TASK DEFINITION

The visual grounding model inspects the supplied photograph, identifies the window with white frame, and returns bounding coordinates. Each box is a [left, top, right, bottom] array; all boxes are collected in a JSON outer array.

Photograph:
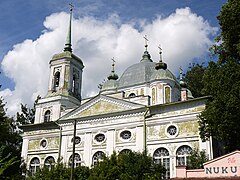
[[120, 130, 132, 140], [119, 149, 132, 155], [44, 156, 55, 170], [69, 153, 81, 168], [40, 139, 47, 148], [29, 157, 40, 175], [153, 148, 170, 179], [53, 71, 60, 91], [164, 86, 171, 103], [176, 145, 192, 166], [44, 110, 51, 122], [92, 151, 105, 166], [94, 133, 106, 143], [165, 124, 179, 138]]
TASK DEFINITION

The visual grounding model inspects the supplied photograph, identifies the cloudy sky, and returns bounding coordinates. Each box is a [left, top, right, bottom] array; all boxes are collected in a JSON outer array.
[[0, 0, 226, 115]]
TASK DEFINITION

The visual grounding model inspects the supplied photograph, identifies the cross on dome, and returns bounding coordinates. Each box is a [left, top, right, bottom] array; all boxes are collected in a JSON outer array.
[[111, 57, 116, 72], [158, 44, 163, 62], [143, 35, 149, 51]]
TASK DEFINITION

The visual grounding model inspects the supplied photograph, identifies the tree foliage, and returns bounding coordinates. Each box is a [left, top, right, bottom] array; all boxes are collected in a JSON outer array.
[[16, 95, 41, 125], [187, 149, 208, 169], [0, 146, 19, 176], [26, 163, 90, 180], [89, 151, 165, 180], [0, 98, 22, 179], [199, 61, 240, 151], [198, 0, 240, 152], [27, 151, 165, 180], [211, 0, 240, 63], [185, 63, 207, 98]]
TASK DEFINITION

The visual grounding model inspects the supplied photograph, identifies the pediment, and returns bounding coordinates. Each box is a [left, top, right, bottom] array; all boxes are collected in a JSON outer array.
[[62, 94, 144, 119]]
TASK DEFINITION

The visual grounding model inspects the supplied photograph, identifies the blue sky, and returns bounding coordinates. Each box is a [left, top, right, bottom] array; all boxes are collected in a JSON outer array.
[[0, 0, 226, 115]]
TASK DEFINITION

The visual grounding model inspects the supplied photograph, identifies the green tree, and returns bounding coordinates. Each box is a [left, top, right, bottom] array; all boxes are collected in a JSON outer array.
[[0, 98, 22, 179], [0, 146, 18, 176], [185, 63, 207, 98], [16, 95, 41, 125], [26, 162, 90, 180], [89, 151, 165, 180], [199, 61, 240, 151], [187, 149, 208, 169], [198, 0, 240, 152], [211, 0, 240, 63]]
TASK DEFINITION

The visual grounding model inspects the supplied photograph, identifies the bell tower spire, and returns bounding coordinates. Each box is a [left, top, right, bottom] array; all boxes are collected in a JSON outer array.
[[34, 2, 84, 124], [64, 3, 73, 52]]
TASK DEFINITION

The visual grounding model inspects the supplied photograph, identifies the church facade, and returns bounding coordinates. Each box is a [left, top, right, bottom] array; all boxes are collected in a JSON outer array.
[[21, 8, 213, 179]]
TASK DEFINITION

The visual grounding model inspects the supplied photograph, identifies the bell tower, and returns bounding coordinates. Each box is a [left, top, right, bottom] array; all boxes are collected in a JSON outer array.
[[34, 4, 84, 124]]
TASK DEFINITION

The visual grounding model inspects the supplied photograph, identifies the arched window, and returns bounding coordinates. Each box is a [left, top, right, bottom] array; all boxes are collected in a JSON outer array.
[[119, 149, 132, 155], [69, 153, 81, 168], [29, 157, 40, 175], [53, 71, 60, 91], [165, 86, 171, 103], [44, 110, 51, 122], [92, 151, 105, 166], [152, 87, 156, 104], [129, 93, 136, 98], [44, 156, 55, 170], [176, 145, 192, 166], [153, 148, 170, 179], [72, 75, 75, 92]]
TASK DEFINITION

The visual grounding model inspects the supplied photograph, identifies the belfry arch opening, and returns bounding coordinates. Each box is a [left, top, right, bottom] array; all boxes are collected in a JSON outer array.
[[53, 71, 60, 91]]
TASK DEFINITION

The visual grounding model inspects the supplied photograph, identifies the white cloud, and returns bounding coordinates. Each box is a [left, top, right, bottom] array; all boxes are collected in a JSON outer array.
[[0, 7, 217, 116]]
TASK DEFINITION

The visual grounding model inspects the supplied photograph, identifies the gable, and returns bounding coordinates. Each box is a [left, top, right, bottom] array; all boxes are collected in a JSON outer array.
[[77, 100, 130, 117], [62, 94, 144, 120]]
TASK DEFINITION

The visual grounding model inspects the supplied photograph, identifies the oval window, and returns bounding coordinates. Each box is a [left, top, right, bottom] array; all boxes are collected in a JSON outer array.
[[40, 139, 47, 148], [94, 133, 105, 143], [120, 130, 132, 140], [71, 136, 81, 145]]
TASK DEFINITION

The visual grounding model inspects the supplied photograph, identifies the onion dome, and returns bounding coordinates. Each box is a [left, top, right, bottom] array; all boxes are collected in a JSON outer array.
[[108, 58, 118, 80], [141, 50, 152, 62], [150, 68, 178, 82], [150, 45, 178, 82], [101, 58, 119, 92], [155, 45, 167, 70], [107, 69, 118, 80]]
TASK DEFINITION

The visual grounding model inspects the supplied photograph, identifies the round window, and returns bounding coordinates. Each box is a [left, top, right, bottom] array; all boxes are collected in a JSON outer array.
[[167, 125, 177, 136], [71, 136, 81, 145], [120, 130, 132, 140], [94, 133, 105, 143], [40, 139, 47, 148]]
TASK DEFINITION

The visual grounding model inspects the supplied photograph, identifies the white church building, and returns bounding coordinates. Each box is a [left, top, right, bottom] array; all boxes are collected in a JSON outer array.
[[21, 7, 213, 179]]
